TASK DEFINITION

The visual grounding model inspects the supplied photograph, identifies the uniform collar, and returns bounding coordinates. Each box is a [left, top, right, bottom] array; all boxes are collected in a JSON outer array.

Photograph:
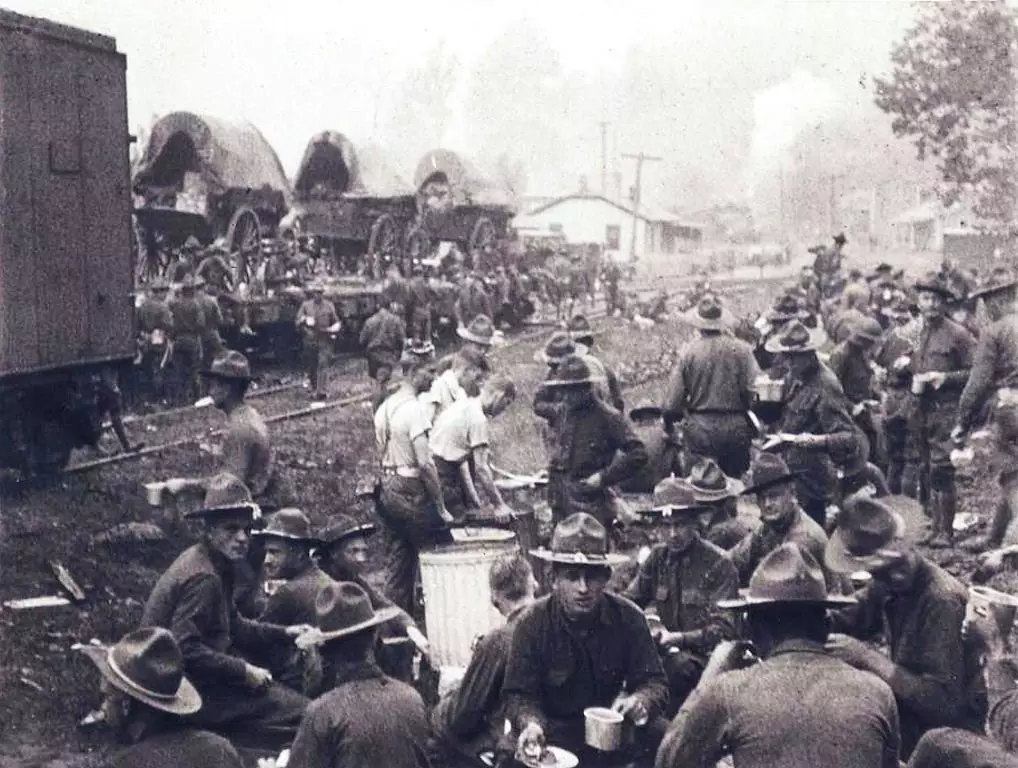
[[767, 638, 828, 659]]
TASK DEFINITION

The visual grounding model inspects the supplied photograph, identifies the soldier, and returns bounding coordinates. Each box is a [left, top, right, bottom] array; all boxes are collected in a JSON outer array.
[[625, 478, 738, 713], [663, 295, 759, 479], [455, 271, 493, 329], [619, 401, 686, 494], [263, 240, 290, 293], [763, 321, 868, 527], [828, 317, 887, 472], [194, 276, 225, 372], [252, 508, 331, 695], [167, 274, 207, 405], [195, 244, 234, 294], [359, 300, 407, 410], [89, 366, 144, 457], [910, 271, 976, 547], [540, 356, 647, 528], [568, 314, 624, 412], [601, 256, 624, 316], [295, 283, 339, 399], [167, 236, 202, 283], [812, 232, 847, 293], [828, 282, 874, 345], [953, 277, 1018, 554], [407, 263, 435, 343], [136, 278, 174, 403]]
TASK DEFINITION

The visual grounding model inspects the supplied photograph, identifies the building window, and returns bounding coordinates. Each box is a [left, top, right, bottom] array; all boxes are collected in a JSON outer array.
[[606, 225, 621, 250], [549, 222, 563, 233]]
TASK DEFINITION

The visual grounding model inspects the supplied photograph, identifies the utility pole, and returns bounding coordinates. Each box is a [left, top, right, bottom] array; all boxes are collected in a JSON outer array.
[[622, 152, 663, 262], [599, 122, 609, 195]]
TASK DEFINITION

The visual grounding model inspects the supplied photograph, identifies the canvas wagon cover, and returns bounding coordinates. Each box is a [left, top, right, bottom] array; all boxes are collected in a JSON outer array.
[[414, 149, 513, 208], [293, 131, 413, 199], [133, 111, 290, 198]]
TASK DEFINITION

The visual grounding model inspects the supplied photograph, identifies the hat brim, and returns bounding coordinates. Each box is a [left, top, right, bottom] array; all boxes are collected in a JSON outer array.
[[763, 330, 826, 354], [568, 329, 598, 341], [639, 503, 711, 518], [629, 405, 663, 421], [824, 511, 907, 575], [740, 473, 798, 496], [199, 369, 254, 381], [457, 327, 495, 345], [534, 348, 574, 365], [542, 375, 606, 388], [682, 307, 733, 330], [321, 523, 379, 547], [529, 549, 629, 566], [312, 605, 403, 643], [252, 530, 323, 546], [184, 503, 261, 520], [717, 592, 857, 610], [78, 645, 202, 715], [691, 478, 744, 501], [970, 281, 1018, 300], [913, 283, 957, 301]]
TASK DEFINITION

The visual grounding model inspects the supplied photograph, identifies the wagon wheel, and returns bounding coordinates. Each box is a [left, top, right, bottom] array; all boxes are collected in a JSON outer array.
[[368, 214, 399, 268], [468, 216, 497, 269], [226, 207, 262, 286]]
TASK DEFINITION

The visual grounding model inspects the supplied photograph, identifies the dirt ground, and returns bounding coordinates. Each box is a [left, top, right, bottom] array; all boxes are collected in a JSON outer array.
[[0, 262, 1005, 767]]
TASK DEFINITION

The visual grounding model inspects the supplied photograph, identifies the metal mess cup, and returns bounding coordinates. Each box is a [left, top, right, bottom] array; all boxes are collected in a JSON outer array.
[[584, 707, 625, 751], [967, 586, 1018, 647], [144, 482, 165, 507]]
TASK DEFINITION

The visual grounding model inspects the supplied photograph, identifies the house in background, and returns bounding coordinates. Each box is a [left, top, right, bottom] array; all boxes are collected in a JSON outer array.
[[516, 193, 702, 262], [890, 199, 979, 251]]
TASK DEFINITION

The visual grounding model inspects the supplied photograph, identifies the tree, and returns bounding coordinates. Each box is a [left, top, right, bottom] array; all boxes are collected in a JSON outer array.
[[377, 43, 460, 176], [874, 0, 1018, 224]]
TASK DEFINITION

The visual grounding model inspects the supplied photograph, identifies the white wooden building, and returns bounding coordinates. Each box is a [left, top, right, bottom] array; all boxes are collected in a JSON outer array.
[[515, 194, 702, 262]]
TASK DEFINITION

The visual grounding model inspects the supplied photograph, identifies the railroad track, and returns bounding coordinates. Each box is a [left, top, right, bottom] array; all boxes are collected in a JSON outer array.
[[71, 309, 610, 474]]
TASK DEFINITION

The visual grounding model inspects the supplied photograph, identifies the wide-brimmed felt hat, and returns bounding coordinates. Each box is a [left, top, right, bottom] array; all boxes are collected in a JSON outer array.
[[567, 315, 597, 341], [688, 458, 744, 501], [763, 320, 825, 354], [639, 477, 710, 519], [913, 271, 958, 301], [867, 263, 894, 281], [971, 278, 1018, 301], [825, 496, 911, 574], [683, 294, 733, 330], [741, 453, 797, 496], [252, 508, 322, 545], [77, 628, 201, 715], [318, 514, 378, 549], [458, 314, 496, 345], [530, 512, 628, 566], [833, 233, 847, 245], [201, 350, 253, 381], [718, 543, 856, 609], [399, 339, 436, 367], [534, 331, 577, 364], [542, 356, 605, 388], [184, 472, 260, 521], [629, 399, 663, 422], [848, 318, 884, 347], [311, 581, 401, 643]]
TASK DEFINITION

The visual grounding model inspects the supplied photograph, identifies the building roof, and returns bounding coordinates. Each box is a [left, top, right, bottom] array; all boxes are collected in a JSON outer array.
[[526, 193, 701, 228]]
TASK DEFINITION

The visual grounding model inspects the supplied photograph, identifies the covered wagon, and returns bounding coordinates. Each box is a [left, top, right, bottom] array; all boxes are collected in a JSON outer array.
[[411, 149, 516, 269], [132, 111, 290, 283], [280, 130, 416, 275]]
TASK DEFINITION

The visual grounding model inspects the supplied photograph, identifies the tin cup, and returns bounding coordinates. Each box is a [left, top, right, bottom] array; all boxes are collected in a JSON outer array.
[[144, 482, 166, 507], [584, 707, 624, 752], [967, 586, 1018, 645]]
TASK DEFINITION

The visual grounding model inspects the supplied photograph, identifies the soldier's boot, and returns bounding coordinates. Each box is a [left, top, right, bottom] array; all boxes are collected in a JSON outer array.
[[918, 491, 941, 546], [929, 490, 957, 549]]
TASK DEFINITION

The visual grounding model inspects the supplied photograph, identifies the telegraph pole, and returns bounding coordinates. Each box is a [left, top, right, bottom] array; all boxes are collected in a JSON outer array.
[[599, 122, 609, 195], [622, 152, 662, 261]]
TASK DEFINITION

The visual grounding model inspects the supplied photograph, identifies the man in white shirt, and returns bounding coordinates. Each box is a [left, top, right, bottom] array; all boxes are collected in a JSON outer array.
[[430, 375, 517, 519]]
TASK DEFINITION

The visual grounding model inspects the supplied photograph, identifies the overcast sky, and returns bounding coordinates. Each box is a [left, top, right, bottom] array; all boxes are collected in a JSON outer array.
[[5, 0, 920, 197]]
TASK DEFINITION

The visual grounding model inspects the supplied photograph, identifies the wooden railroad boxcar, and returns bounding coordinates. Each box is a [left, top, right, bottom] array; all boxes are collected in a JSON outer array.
[[0, 9, 135, 473]]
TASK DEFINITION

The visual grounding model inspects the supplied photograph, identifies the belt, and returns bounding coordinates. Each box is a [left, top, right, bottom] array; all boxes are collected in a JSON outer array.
[[381, 466, 421, 479]]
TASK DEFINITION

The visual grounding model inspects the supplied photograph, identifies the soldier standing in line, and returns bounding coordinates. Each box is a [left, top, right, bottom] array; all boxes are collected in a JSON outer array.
[[568, 314, 624, 413], [196, 243, 234, 293], [407, 263, 434, 343], [194, 276, 225, 373], [167, 274, 207, 405], [359, 299, 407, 410], [295, 283, 340, 400], [136, 278, 174, 404], [601, 257, 624, 316], [909, 271, 976, 548]]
